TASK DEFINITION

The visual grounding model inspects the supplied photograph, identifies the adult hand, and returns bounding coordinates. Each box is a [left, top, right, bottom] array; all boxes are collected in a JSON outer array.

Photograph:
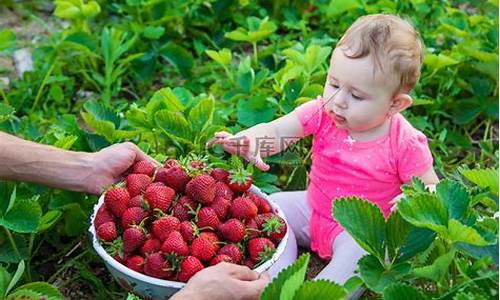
[[172, 262, 270, 300], [85, 142, 159, 194]]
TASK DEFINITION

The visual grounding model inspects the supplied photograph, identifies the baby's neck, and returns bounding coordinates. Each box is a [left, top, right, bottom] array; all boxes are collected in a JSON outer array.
[[348, 118, 391, 142]]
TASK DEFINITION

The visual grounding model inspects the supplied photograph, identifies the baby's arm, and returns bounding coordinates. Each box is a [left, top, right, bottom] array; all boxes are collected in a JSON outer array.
[[390, 167, 439, 210], [207, 112, 305, 171]]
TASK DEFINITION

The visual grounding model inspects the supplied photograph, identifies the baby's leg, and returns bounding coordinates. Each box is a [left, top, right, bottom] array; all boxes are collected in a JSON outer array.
[[315, 231, 367, 285], [266, 191, 311, 278]]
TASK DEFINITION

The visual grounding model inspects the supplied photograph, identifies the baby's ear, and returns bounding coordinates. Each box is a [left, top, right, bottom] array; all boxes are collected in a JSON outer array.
[[389, 93, 413, 115]]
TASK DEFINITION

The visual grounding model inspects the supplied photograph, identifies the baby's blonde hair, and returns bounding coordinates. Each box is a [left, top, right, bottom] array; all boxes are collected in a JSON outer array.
[[337, 14, 424, 93]]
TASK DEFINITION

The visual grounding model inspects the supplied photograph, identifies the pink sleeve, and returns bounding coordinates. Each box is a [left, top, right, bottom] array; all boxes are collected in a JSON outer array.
[[398, 131, 434, 183], [294, 98, 324, 136]]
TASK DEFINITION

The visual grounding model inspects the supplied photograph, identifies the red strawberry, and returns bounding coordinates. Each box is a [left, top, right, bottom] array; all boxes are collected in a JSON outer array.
[[140, 238, 161, 256], [149, 182, 165, 188], [219, 219, 245, 243], [161, 231, 189, 257], [95, 205, 115, 228], [185, 175, 216, 205], [164, 159, 181, 169], [190, 237, 215, 262], [123, 227, 146, 253], [104, 187, 130, 217], [152, 216, 180, 241], [199, 231, 220, 251], [210, 168, 230, 183], [246, 218, 260, 239], [228, 169, 252, 193], [247, 237, 275, 263], [121, 207, 148, 229], [128, 195, 143, 208], [210, 254, 233, 266], [218, 244, 242, 264], [178, 256, 204, 282], [126, 174, 152, 197], [155, 166, 191, 192], [144, 252, 173, 279], [144, 185, 175, 212], [260, 214, 287, 242], [173, 196, 197, 222], [246, 192, 272, 214], [97, 221, 117, 242], [243, 257, 255, 269], [126, 255, 145, 273], [179, 221, 196, 243], [214, 182, 234, 200], [133, 160, 156, 177], [197, 207, 220, 230], [209, 196, 231, 221], [230, 197, 258, 222]]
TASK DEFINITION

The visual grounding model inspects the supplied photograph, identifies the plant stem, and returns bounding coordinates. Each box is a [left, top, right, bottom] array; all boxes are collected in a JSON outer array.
[[47, 249, 89, 283], [31, 61, 56, 111], [0, 87, 9, 105], [4, 227, 21, 260], [252, 42, 258, 65]]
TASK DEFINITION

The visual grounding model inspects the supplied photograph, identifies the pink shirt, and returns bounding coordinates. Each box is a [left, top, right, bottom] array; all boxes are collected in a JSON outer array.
[[294, 97, 433, 259]]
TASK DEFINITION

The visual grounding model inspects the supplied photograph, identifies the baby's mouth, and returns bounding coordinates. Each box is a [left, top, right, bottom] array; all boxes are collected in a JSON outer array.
[[333, 113, 347, 124]]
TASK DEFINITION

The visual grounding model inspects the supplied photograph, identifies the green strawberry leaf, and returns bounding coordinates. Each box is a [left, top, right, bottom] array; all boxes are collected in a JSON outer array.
[[436, 180, 470, 221], [292, 280, 346, 300], [412, 250, 455, 282], [461, 168, 499, 197], [11, 282, 64, 300], [447, 219, 489, 246], [359, 255, 411, 293], [260, 253, 309, 300], [386, 211, 410, 262], [0, 197, 42, 233], [188, 97, 215, 133], [383, 282, 427, 300], [397, 194, 448, 236], [155, 109, 193, 146]]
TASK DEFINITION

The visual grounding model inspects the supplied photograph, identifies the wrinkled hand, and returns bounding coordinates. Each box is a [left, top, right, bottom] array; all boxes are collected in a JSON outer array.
[[206, 131, 270, 171], [86, 142, 159, 194], [172, 262, 270, 300]]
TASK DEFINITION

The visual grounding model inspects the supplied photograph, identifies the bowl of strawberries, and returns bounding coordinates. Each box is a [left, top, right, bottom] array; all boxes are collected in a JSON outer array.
[[88, 156, 288, 299]]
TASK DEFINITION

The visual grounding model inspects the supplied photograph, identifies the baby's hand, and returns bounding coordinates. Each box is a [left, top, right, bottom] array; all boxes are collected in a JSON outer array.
[[206, 131, 270, 171]]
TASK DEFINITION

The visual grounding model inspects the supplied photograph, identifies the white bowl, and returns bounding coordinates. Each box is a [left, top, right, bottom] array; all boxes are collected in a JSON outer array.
[[88, 185, 289, 299]]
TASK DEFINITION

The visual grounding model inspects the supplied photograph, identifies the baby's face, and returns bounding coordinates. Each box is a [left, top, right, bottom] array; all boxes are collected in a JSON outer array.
[[322, 48, 400, 134]]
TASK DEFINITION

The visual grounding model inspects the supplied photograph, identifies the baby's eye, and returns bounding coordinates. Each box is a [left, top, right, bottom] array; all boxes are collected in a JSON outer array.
[[352, 93, 364, 100], [330, 83, 339, 89]]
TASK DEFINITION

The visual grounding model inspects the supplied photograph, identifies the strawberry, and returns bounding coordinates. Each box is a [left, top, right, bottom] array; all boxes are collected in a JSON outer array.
[[185, 175, 216, 205], [209, 196, 231, 221], [246, 218, 260, 239], [178, 256, 204, 282], [97, 221, 117, 242], [121, 207, 148, 229], [247, 237, 275, 263], [144, 252, 173, 279], [180, 221, 196, 243], [164, 158, 181, 169], [104, 187, 130, 217], [152, 216, 181, 241], [210, 168, 230, 183], [144, 185, 175, 212], [199, 231, 220, 251], [230, 197, 258, 222], [246, 191, 272, 214], [218, 244, 242, 264], [148, 182, 165, 188], [190, 237, 215, 262], [243, 257, 255, 269], [128, 195, 143, 208], [210, 254, 233, 266], [126, 255, 145, 273], [260, 214, 287, 242], [123, 227, 146, 253], [214, 182, 234, 200], [155, 166, 191, 192], [106, 237, 126, 264], [126, 174, 152, 197], [219, 219, 245, 243], [197, 207, 220, 230], [173, 196, 197, 222], [132, 160, 156, 177], [228, 168, 252, 193], [94, 205, 115, 228], [140, 238, 161, 256], [161, 231, 189, 257]]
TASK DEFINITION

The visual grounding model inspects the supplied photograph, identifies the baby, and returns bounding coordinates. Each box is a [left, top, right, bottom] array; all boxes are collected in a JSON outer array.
[[207, 14, 439, 284]]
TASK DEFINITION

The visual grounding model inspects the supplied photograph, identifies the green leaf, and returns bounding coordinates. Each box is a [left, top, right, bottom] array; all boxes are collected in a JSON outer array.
[[448, 219, 489, 246], [386, 211, 410, 262], [455, 242, 498, 265], [6, 260, 24, 295], [333, 198, 386, 260], [83, 100, 120, 127], [303, 45, 332, 75], [0, 29, 16, 51], [0, 198, 42, 233], [80, 112, 116, 143], [292, 280, 346, 300], [155, 109, 193, 145], [237, 94, 276, 127], [383, 283, 426, 300], [397, 194, 448, 235], [188, 97, 214, 133], [37, 210, 62, 233], [5, 186, 16, 215], [436, 180, 470, 221], [424, 53, 459, 72], [359, 255, 411, 293], [260, 253, 309, 300], [64, 32, 97, 52], [143, 26, 165, 40], [397, 227, 435, 263], [12, 282, 64, 300], [327, 0, 362, 17], [0, 103, 15, 124], [148, 87, 184, 116], [160, 42, 194, 77], [225, 17, 277, 44], [0, 266, 12, 298], [63, 203, 87, 237], [205, 48, 232, 66], [0, 233, 29, 263], [412, 250, 455, 282], [285, 165, 308, 191], [461, 168, 498, 197], [6, 289, 42, 300]]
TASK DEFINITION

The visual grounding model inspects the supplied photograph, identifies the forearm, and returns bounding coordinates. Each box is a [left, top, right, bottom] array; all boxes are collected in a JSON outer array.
[[0, 132, 93, 192]]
